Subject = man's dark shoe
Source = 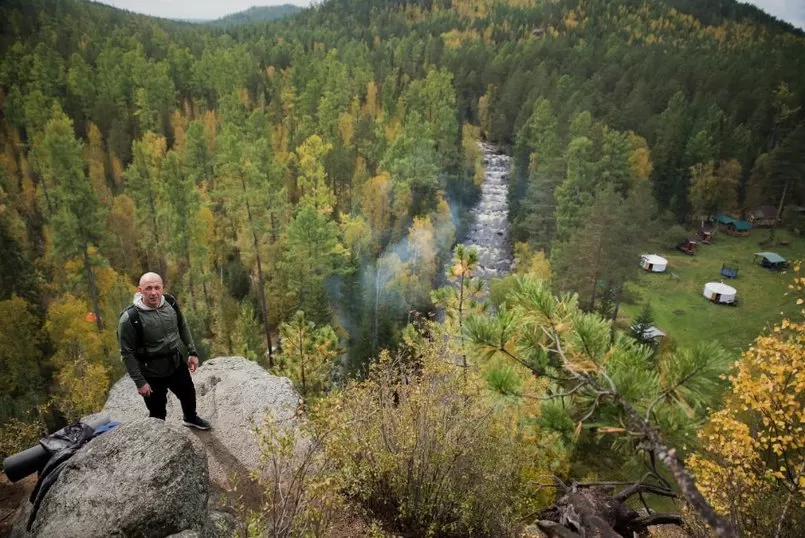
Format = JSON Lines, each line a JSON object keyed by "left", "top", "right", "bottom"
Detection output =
{"left": 182, "top": 416, "right": 212, "bottom": 430}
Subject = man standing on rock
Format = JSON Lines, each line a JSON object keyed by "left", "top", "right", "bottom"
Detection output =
{"left": 118, "top": 272, "right": 212, "bottom": 430}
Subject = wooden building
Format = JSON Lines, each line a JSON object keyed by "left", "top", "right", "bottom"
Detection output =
{"left": 748, "top": 205, "right": 780, "bottom": 227}
{"left": 712, "top": 214, "right": 752, "bottom": 236}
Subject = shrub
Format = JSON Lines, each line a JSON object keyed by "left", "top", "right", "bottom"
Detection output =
{"left": 662, "top": 224, "right": 689, "bottom": 249}
{"left": 0, "top": 411, "right": 46, "bottom": 461}
{"left": 247, "top": 413, "right": 342, "bottom": 538}
{"left": 310, "top": 343, "right": 556, "bottom": 537}
{"left": 687, "top": 316, "right": 805, "bottom": 537}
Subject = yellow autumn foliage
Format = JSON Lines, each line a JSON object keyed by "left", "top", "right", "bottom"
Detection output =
{"left": 627, "top": 131, "right": 653, "bottom": 186}
{"left": 441, "top": 28, "right": 481, "bottom": 49}
{"left": 55, "top": 358, "right": 110, "bottom": 422}
{"left": 688, "top": 314, "right": 805, "bottom": 535}
{"left": 461, "top": 123, "right": 484, "bottom": 186}
{"left": 45, "top": 294, "right": 115, "bottom": 420}
{"left": 513, "top": 242, "right": 552, "bottom": 283}
{"left": 0, "top": 410, "right": 47, "bottom": 460}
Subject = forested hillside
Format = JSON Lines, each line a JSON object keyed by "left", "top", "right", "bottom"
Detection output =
{"left": 1, "top": 0, "right": 803, "bottom": 535}
{"left": 207, "top": 5, "right": 304, "bottom": 27}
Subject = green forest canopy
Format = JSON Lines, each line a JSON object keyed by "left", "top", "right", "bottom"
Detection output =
{"left": 0, "top": 0, "right": 803, "bottom": 460}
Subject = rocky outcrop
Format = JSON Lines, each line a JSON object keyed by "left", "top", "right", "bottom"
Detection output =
{"left": 11, "top": 357, "right": 301, "bottom": 537}
{"left": 86, "top": 356, "right": 301, "bottom": 489}
{"left": 12, "top": 419, "right": 209, "bottom": 538}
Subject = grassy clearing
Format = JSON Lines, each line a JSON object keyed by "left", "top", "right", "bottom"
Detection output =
{"left": 621, "top": 228, "right": 805, "bottom": 355}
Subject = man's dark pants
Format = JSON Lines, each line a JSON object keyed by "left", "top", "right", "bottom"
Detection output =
{"left": 142, "top": 361, "right": 197, "bottom": 421}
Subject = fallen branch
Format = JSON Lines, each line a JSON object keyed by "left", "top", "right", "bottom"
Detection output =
{"left": 536, "top": 487, "right": 686, "bottom": 538}
{"left": 537, "top": 520, "right": 583, "bottom": 538}
{"left": 632, "top": 513, "right": 684, "bottom": 528}
{"left": 612, "top": 392, "right": 736, "bottom": 537}
{"left": 614, "top": 482, "right": 677, "bottom": 502}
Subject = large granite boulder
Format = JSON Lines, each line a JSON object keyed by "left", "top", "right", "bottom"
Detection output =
{"left": 86, "top": 356, "right": 301, "bottom": 488}
{"left": 12, "top": 419, "right": 208, "bottom": 538}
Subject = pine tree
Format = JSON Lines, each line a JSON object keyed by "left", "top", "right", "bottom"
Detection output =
{"left": 277, "top": 311, "right": 340, "bottom": 397}
{"left": 431, "top": 244, "right": 486, "bottom": 366}
{"left": 161, "top": 150, "right": 203, "bottom": 309}
{"left": 34, "top": 106, "right": 106, "bottom": 331}
{"left": 123, "top": 132, "right": 168, "bottom": 275}
{"left": 464, "top": 276, "right": 735, "bottom": 537}
{"left": 216, "top": 105, "right": 284, "bottom": 365}
{"left": 281, "top": 205, "right": 348, "bottom": 324}
{"left": 630, "top": 302, "right": 656, "bottom": 346}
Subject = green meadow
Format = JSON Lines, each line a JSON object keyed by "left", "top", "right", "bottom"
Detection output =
{"left": 622, "top": 228, "right": 805, "bottom": 355}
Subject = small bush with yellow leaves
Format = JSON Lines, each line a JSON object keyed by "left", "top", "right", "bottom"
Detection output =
{"left": 309, "top": 345, "right": 557, "bottom": 537}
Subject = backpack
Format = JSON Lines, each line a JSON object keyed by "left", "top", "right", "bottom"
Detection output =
{"left": 122, "top": 294, "right": 185, "bottom": 359}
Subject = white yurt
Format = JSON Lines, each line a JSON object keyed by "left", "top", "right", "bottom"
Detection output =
{"left": 702, "top": 282, "right": 737, "bottom": 304}
{"left": 640, "top": 254, "right": 668, "bottom": 273}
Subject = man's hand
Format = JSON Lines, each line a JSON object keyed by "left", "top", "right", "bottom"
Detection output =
{"left": 188, "top": 355, "right": 199, "bottom": 373}
{"left": 138, "top": 383, "right": 152, "bottom": 397}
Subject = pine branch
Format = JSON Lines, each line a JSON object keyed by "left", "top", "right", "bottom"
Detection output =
{"left": 613, "top": 482, "right": 677, "bottom": 502}
{"left": 546, "top": 329, "right": 737, "bottom": 537}
{"left": 612, "top": 392, "right": 737, "bottom": 537}
{"left": 645, "top": 365, "right": 705, "bottom": 421}
{"left": 472, "top": 295, "right": 737, "bottom": 537}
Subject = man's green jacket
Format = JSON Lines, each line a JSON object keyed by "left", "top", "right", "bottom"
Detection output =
{"left": 118, "top": 294, "right": 198, "bottom": 388}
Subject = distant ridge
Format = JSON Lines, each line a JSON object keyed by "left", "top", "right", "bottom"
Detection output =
{"left": 663, "top": 0, "right": 804, "bottom": 35}
{"left": 207, "top": 4, "right": 304, "bottom": 26}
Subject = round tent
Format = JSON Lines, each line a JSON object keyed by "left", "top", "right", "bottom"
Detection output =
{"left": 640, "top": 254, "right": 668, "bottom": 273}
{"left": 702, "top": 282, "right": 737, "bottom": 304}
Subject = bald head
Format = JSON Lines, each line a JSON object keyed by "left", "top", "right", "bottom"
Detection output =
{"left": 139, "top": 272, "right": 163, "bottom": 287}
{"left": 138, "top": 272, "right": 164, "bottom": 308}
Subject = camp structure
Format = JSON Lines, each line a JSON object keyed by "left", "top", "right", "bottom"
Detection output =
{"left": 696, "top": 227, "right": 712, "bottom": 244}
{"left": 630, "top": 324, "right": 666, "bottom": 345}
{"left": 753, "top": 251, "right": 788, "bottom": 270}
{"left": 720, "top": 264, "right": 739, "bottom": 279}
{"left": 748, "top": 205, "right": 780, "bottom": 227}
{"left": 640, "top": 325, "right": 666, "bottom": 343}
{"left": 702, "top": 282, "right": 737, "bottom": 305}
{"left": 640, "top": 254, "right": 668, "bottom": 273}
{"left": 676, "top": 238, "right": 697, "bottom": 255}
{"left": 712, "top": 214, "right": 752, "bottom": 236}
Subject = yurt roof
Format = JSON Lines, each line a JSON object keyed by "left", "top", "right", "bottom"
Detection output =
{"left": 641, "top": 254, "right": 667, "bottom": 264}
{"left": 644, "top": 326, "right": 666, "bottom": 339}
{"left": 705, "top": 282, "right": 736, "bottom": 295}
{"left": 754, "top": 251, "right": 786, "bottom": 263}
{"left": 629, "top": 325, "right": 666, "bottom": 339}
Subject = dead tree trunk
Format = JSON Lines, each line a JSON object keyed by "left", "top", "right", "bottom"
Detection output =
{"left": 537, "top": 485, "right": 683, "bottom": 538}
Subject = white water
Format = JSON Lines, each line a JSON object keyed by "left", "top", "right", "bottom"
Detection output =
{"left": 462, "top": 142, "right": 513, "bottom": 279}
